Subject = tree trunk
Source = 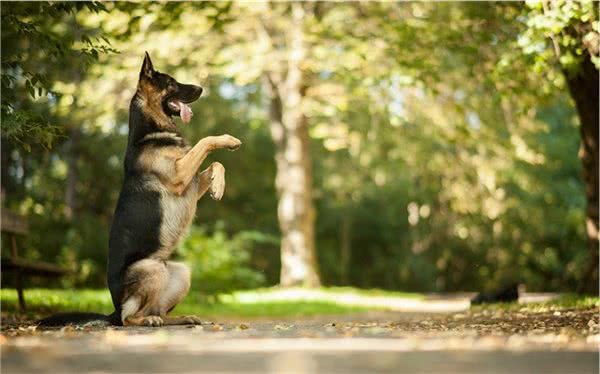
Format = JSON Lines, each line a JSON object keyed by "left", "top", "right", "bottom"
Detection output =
{"left": 340, "top": 215, "right": 351, "bottom": 285}
{"left": 564, "top": 55, "right": 599, "bottom": 294}
{"left": 64, "top": 127, "right": 79, "bottom": 220}
{"left": 265, "top": 3, "right": 321, "bottom": 288}
{"left": 65, "top": 61, "right": 82, "bottom": 221}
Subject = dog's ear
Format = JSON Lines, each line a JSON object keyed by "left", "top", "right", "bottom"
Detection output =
{"left": 140, "top": 52, "right": 155, "bottom": 79}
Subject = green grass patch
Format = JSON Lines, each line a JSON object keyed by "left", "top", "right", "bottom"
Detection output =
{"left": 1, "top": 287, "right": 423, "bottom": 319}
{"left": 548, "top": 294, "right": 600, "bottom": 309}
{"left": 470, "top": 294, "right": 600, "bottom": 313}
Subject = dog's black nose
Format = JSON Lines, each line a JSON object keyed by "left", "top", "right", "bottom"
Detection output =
{"left": 191, "top": 86, "right": 203, "bottom": 101}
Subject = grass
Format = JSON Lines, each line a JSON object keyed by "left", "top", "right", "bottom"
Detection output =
{"left": 470, "top": 294, "right": 600, "bottom": 313}
{"left": 0, "top": 287, "right": 423, "bottom": 319}
{"left": 2, "top": 288, "right": 596, "bottom": 320}
{"left": 553, "top": 294, "right": 600, "bottom": 309}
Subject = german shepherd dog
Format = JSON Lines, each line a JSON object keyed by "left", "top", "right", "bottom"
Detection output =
{"left": 39, "top": 53, "right": 241, "bottom": 327}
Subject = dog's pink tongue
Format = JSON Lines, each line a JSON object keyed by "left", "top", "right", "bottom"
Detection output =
{"left": 178, "top": 101, "right": 193, "bottom": 123}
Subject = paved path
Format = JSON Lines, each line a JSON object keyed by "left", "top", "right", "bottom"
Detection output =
{"left": 2, "top": 307, "right": 599, "bottom": 373}
{"left": 3, "top": 336, "right": 598, "bottom": 373}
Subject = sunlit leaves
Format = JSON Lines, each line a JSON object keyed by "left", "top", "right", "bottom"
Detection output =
{"left": 0, "top": 2, "right": 590, "bottom": 292}
{"left": 1, "top": 1, "right": 116, "bottom": 150}
{"left": 0, "top": 109, "right": 62, "bottom": 152}
{"left": 519, "top": 0, "right": 599, "bottom": 74}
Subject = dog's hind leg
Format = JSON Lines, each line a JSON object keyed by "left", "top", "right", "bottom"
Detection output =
{"left": 158, "top": 261, "right": 191, "bottom": 313}
{"left": 121, "top": 296, "right": 142, "bottom": 323}
{"left": 157, "top": 261, "right": 203, "bottom": 325}
{"left": 196, "top": 162, "right": 226, "bottom": 201}
{"left": 121, "top": 259, "right": 169, "bottom": 327}
{"left": 120, "top": 260, "right": 202, "bottom": 326}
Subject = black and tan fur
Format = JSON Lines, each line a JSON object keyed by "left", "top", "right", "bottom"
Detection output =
{"left": 38, "top": 53, "right": 241, "bottom": 327}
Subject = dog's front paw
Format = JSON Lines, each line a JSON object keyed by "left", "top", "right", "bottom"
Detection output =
{"left": 219, "top": 134, "right": 242, "bottom": 151}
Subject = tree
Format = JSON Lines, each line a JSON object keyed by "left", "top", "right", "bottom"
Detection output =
{"left": 364, "top": 1, "right": 598, "bottom": 292}
{"left": 516, "top": 0, "right": 599, "bottom": 293}
{"left": 210, "top": 2, "right": 413, "bottom": 287}
{"left": 257, "top": 4, "right": 320, "bottom": 287}
{"left": 1, "top": 1, "right": 116, "bottom": 225}
{"left": 171, "top": 1, "right": 597, "bottom": 290}
{"left": 2, "top": 1, "right": 592, "bottom": 294}
{"left": 210, "top": 2, "right": 398, "bottom": 287}
{"left": 0, "top": 1, "right": 115, "bottom": 151}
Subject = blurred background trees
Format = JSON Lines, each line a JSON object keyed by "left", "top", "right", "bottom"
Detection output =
{"left": 1, "top": 1, "right": 597, "bottom": 295}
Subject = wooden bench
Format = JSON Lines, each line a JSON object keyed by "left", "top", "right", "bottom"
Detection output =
{"left": 2, "top": 209, "right": 69, "bottom": 311}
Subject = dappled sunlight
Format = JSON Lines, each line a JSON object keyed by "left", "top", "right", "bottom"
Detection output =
{"left": 1, "top": 2, "right": 598, "bottom": 373}
{"left": 1, "top": 1, "right": 597, "bottom": 322}
{"left": 227, "top": 288, "right": 471, "bottom": 313}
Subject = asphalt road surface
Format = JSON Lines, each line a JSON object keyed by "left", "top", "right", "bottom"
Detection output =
{"left": 2, "top": 309, "right": 598, "bottom": 374}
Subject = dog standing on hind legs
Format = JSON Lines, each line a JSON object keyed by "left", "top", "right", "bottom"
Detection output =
{"left": 38, "top": 52, "right": 241, "bottom": 327}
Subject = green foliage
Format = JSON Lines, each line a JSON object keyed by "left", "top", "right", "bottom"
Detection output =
{"left": 1, "top": 1, "right": 116, "bottom": 150}
{"left": 0, "top": 2, "right": 595, "bottom": 296}
{"left": 180, "top": 224, "right": 272, "bottom": 296}
{"left": 519, "top": 0, "right": 599, "bottom": 74}
{"left": 1, "top": 109, "right": 61, "bottom": 151}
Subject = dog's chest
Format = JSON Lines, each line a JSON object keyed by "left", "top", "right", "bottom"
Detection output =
{"left": 156, "top": 178, "right": 198, "bottom": 257}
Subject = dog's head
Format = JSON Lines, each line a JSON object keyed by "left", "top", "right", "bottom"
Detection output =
{"left": 137, "top": 52, "right": 203, "bottom": 126}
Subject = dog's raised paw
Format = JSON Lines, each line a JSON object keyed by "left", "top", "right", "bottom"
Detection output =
{"left": 220, "top": 135, "right": 241, "bottom": 151}
{"left": 209, "top": 166, "right": 226, "bottom": 201}
{"left": 227, "top": 141, "right": 241, "bottom": 151}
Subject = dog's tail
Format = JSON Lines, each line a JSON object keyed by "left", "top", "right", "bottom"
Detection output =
{"left": 37, "top": 311, "right": 122, "bottom": 327}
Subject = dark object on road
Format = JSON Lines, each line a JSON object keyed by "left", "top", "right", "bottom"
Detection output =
{"left": 470, "top": 283, "right": 519, "bottom": 305}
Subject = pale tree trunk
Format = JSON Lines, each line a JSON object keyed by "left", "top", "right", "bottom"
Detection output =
{"left": 564, "top": 54, "right": 599, "bottom": 294}
{"left": 264, "top": 3, "right": 321, "bottom": 287}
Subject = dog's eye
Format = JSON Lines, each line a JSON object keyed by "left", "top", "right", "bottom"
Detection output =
{"left": 168, "top": 82, "right": 176, "bottom": 90}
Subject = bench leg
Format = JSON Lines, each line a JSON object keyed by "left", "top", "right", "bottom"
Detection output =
{"left": 15, "top": 272, "right": 26, "bottom": 312}
{"left": 10, "top": 235, "right": 26, "bottom": 312}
